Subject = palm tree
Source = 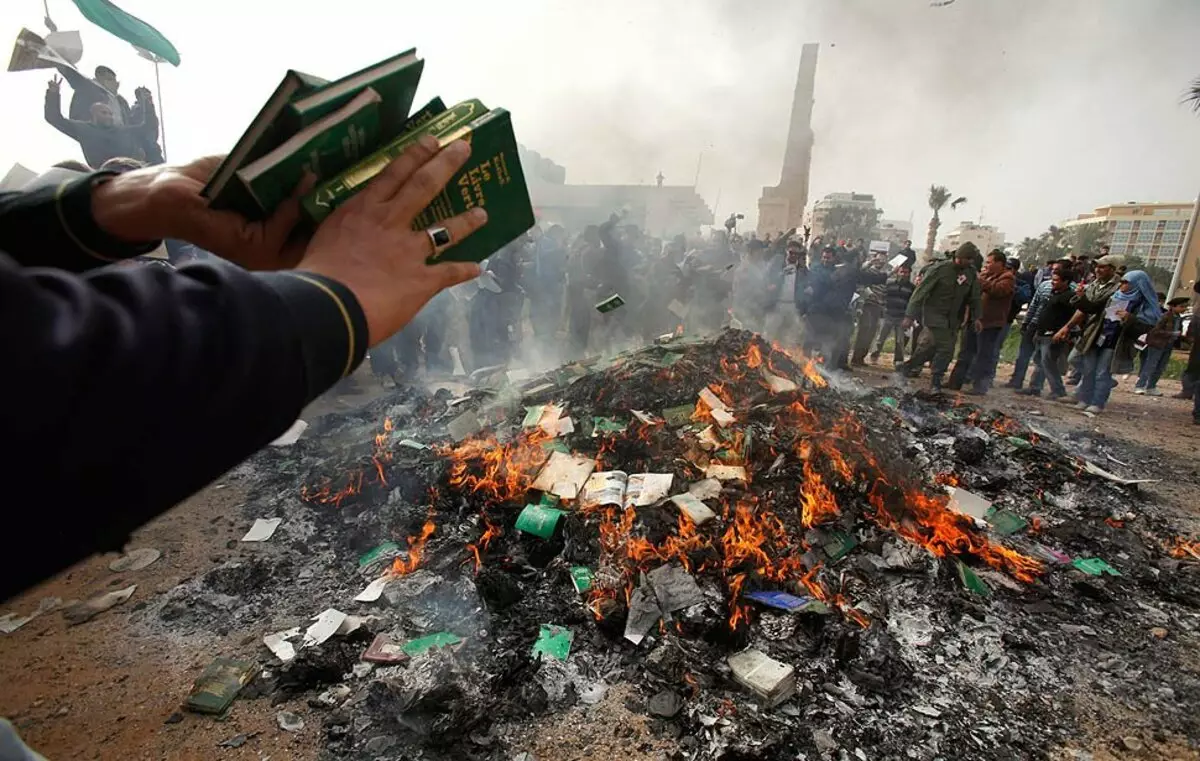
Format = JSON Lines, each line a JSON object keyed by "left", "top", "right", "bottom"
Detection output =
{"left": 923, "top": 185, "right": 968, "bottom": 264}
{"left": 1186, "top": 76, "right": 1200, "bottom": 112}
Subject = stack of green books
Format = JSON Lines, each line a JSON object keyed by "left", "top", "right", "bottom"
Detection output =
{"left": 201, "top": 49, "right": 534, "bottom": 264}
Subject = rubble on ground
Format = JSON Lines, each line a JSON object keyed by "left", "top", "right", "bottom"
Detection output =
{"left": 129, "top": 330, "right": 1200, "bottom": 760}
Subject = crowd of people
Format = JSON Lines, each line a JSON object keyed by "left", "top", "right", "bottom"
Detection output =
{"left": 371, "top": 218, "right": 1199, "bottom": 430}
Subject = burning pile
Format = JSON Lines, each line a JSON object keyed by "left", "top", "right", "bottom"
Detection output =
{"left": 148, "top": 330, "right": 1200, "bottom": 760}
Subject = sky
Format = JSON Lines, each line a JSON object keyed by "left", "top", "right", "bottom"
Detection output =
{"left": 2, "top": 0, "right": 1199, "bottom": 241}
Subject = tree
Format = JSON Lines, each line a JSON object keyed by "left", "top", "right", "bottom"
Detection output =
{"left": 1068, "top": 222, "right": 1109, "bottom": 258}
{"left": 1186, "top": 75, "right": 1200, "bottom": 112}
{"left": 821, "top": 205, "right": 883, "bottom": 246}
{"left": 1123, "top": 256, "right": 1175, "bottom": 293}
{"left": 923, "top": 185, "right": 967, "bottom": 264}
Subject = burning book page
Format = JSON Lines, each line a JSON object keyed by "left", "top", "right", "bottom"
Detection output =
{"left": 698, "top": 387, "right": 736, "bottom": 427}
{"left": 760, "top": 367, "right": 797, "bottom": 393}
{"left": 670, "top": 492, "right": 716, "bottom": 525}
{"left": 531, "top": 451, "right": 595, "bottom": 499}
{"left": 579, "top": 472, "right": 674, "bottom": 508}
{"left": 705, "top": 464, "right": 748, "bottom": 482}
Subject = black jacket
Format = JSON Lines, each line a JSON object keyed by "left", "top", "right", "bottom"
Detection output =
{"left": 1032, "top": 286, "right": 1075, "bottom": 335}
{"left": 883, "top": 276, "right": 915, "bottom": 320}
{"left": 0, "top": 172, "right": 367, "bottom": 602}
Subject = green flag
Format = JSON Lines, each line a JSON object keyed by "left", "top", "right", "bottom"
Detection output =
{"left": 69, "top": 0, "right": 180, "bottom": 66}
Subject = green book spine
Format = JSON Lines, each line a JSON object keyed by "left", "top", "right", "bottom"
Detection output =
{"left": 302, "top": 104, "right": 534, "bottom": 265}
{"left": 239, "top": 101, "right": 382, "bottom": 214}
{"left": 404, "top": 96, "right": 447, "bottom": 131}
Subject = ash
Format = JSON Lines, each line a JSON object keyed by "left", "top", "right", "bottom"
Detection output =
{"left": 136, "top": 331, "right": 1200, "bottom": 760}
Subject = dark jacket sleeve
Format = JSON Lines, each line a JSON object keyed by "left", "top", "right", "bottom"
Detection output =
{"left": 0, "top": 172, "right": 160, "bottom": 271}
{"left": 0, "top": 182, "right": 368, "bottom": 603}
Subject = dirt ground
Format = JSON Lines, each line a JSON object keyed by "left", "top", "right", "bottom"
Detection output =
{"left": 0, "top": 362, "right": 1196, "bottom": 761}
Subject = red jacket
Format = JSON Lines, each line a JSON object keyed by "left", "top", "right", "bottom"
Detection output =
{"left": 978, "top": 268, "right": 1015, "bottom": 329}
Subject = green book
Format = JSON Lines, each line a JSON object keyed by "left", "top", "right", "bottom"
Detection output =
{"left": 303, "top": 99, "right": 535, "bottom": 264}
{"left": 235, "top": 88, "right": 383, "bottom": 216}
{"left": 405, "top": 96, "right": 447, "bottom": 131}
{"left": 284, "top": 48, "right": 422, "bottom": 135}
{"left": 200, "top": 69, "right": 328, "bottom": 212}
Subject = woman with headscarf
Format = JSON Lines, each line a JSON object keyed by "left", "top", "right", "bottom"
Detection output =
{"left": 1074, "top": 269, "right": 1162, "bottom": 416}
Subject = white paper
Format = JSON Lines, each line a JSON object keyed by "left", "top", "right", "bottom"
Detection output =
{"left": 671, "top": 493, "right": 716, "bottom": 525}
{"left": 698, "top": 388, "right": 729, "bottom": 413}
{"left": 264, "top": 627, "right": 301, "bottom": 662}
{"left": 580, "top": 471, "right": 628, "bottom": 508}
{"left": 531, "top": 451, "right": 596, "bottom": 499}
{"left": 705, "top": 464, "right": 748, "bottom": 482}
{"left": 947, "top": 487, "right": 991, "bottom": 520}
{"left": 688, "top": 478, "right": 723, "bottom": 500}
{"left": 271, "top": 420, "right": 308, "bottom": 446}
{"left": 625, "top": 473, "right": 674, "bottom": 507}
{"left": 888, "top": 254, "right": 907, "bottom": 268}
{"left": 697, "top": 425, "right": 721, "bottom": 451}
{"left": 710, "top": 407, "right": 736, "bottom": 428}
{"left": 761, "top": 369, "right": 798, "bottom": 393}
{"left": 553, "top": 416, "right": 575, "bottom": 437}
{"left": 241, "top": 518, "right": 283, "bottom": 542}
{"left": 1082, "top": 460, "right": 1160, "bottom": 485}
{"left": 631, "top": 410, "right": 661, "bottom": 425}
{"left": 536, "top": 404, "right": 567, "bottom": 436}
{"left": 354, "top": 576, "right": 391, "bottom": 603}
{"left": 398, "top": 439, "right": 428, "bottom": 450}
{"left": 303, "top": 608, "right": 347, "bottom": 648}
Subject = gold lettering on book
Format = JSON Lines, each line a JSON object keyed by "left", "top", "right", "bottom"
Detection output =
{"left": 492, "top": 151, "right": 511, "bottom": 186}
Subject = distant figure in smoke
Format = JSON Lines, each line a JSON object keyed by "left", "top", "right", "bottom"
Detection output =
{"left": 528, "top": 225, "right": 568, "bottom": 343}
{"left": 871, "top": 262, "right": 915, "bottom": 366}
{"left": 798, "top": 245, "right": 886, "bottom": 369}
{"left": 469, "top": 242, "right": 524, "bottom": 368}
{"left": 373, "top": 290, "right": 452, "bottom": 384}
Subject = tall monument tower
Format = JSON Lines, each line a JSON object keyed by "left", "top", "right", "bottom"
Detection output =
{"left": 757, "top": 43, "right": 819, "bottom": 237}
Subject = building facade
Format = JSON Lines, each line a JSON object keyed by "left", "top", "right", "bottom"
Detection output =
{"left": 517, "top": 145, "right": 713, "bottom": 237}
{"left": 757, "top": 43, "right": 819, "bottom": 236}
{"left": 874, "top": 219, "right": 912, "bottom": 250}
{"left": 1063, "top": 201, "right": 1194, "bottom": 275}
{"left": 810, "top": 192, "right": 879, "bottom": 240}
{"left": 938, "top": 221, "right": 1007, "bottom": 256}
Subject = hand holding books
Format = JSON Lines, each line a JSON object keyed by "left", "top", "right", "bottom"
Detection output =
{"left": 296, "top": 135, "right": 487, "bottom": 346}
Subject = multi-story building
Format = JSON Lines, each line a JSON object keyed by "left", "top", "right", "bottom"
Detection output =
{"left": 1063, "top": 201, "right": 1194, "bottom": 274}
{"left": 811, "top": 192, "right": 879, "bottom": 240}
{"left": 938, "top": 221, "right": 1007, "bottom": 256}
{"left": 874, "top": 219, "right": 912, "bottom": 250}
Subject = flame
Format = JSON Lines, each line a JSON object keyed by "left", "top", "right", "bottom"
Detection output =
{"left": 935, "top": 472, "right": 960, "bottom": 487}
{"left": 391, "top": 519, "right": 436, "bottom": 576}
{"left": 300, "top": 469, "right": 364, "bottom": 507}
{"left": 744, "top": 344, "right": 764, "bottom": 369}
{"left": 466, "top": 515, "right": 502, "bottom": 572}
{"left": 438, "top": 428, "right": 552, "bottom": 503}
{"left": 799, "top": 460, "right": 840, "bottom": 527}
{"left": 1167, "top": 537, "right": 1200, "bottom": 560}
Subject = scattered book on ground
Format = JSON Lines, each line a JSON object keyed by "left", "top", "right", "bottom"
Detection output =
{"left": 579, "top": 471, "right": 674, "bottom": 509}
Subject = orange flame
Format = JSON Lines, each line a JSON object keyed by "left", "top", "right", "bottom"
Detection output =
{"left": 391, "top": 519, "right": 436, "bottom": 576}
{"left": 466, "top": 515, "right": 502, "bottom": 572}
{"left": 438, "top": 428, "right": 552, "bottom": 503}
{"left": 1167, "top": 537, "right": 1200, "bottom": 560}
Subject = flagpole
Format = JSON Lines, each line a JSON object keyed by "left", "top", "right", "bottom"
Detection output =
{"left": 154, "top": 58, "right": 167, "bottom": 160}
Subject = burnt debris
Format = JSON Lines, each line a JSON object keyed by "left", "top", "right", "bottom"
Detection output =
{"left": 136, "top": 330, "right": 1200, "bottom": 760}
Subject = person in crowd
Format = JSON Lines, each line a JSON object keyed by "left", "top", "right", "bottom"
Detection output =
{"left": 1176, "top": 281, "right": 1200, "bottom": 401}
{"left": 798, "top": 245, "right": 885, "bottom": 369}
{"left": 1009, "top": 258, "right": 1071, "bottom": 390}
{"left": 54, "top": 62, "right": 163, "bottom": 164}
{"left": 1059, "top": 268, "right": 1161, "bottom": 416}
{"left": 1016, "top": 268, "right": 1076, "bottom": 399}
{"left": 1187, "top": 283, "right": 1200, "bottom": 424}
{"left": 850, "top": 250, "right": 889, "bottom": 365}
{"left": 1000, "top": 257, "right": 1031, "bottom": 351}
{"left": 469, "top": 241, "right": 524, "bottom": 367}
{"left": 565, "top": 225, "right": 601, "bottom": 356}
{"left": 898, "top": 239, "right": 917, "bottom": 269}
{"left": 871, "top": 262, "right": 914, "bottom": 366}
{"left": 528, "top": 224, "right": 568, "bottom": 343}
{"left": 1, "top": 136, "right": 486, "bottom": 604}
{"left": 897, "top": 242, "right": 982, "bottom": 392}
{"left": 1134, "top": 296, "right": 1189, "bottom": 396}
{"left": 964, "top": 249, "right": 1014, "bottom": 395}
{"left": 732, "top": 237, "right": 775, "bottom": 332}
{"left": 945, "top": 245, "right": 985, "bottom": 390}
{"left": 762, "top": 236, "right": 805, "bottom": 344}
{"left": 1059, "top": 254, "right": 1122, "bottom": 388}
{"left": 44, "top": 76, "right": 148, "bottom": 168}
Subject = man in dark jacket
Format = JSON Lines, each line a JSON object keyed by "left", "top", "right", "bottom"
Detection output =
{"left": 872, "top": 263, "right": 915, "bottom": 365}
{"left": 798, "top": 246, "right": 885, "bottom": 369}
{"left": 850, "top": 251, "right": 889, "bottom": 365}
{"left": 1019, "top": 268, "right": 1078, "bottom": 399}
{"left": 898, "top": 242, "right": 982, "bottom": 391}
{"left": 0, "top": 136, "right": 485, "bottom": 604}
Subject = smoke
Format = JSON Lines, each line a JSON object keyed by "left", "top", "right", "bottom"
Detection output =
{"left": 505, "top": 0, "right": 1200, "bottom": 239}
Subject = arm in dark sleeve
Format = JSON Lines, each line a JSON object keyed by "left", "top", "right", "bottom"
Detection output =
{"left": 0, "top": 172, "right": 159, "bottom": 272}
{"left": 44, "top": 88, "right": 83, "bottom": 141}
{"left": 0, "top": 257, "right": 367, "bottom": 603}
